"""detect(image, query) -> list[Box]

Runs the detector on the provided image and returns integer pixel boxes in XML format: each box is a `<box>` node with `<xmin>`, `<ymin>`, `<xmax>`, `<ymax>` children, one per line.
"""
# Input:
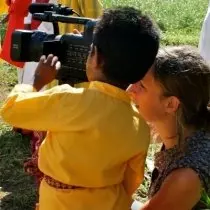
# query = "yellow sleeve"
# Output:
<box><xmin>123</xmin><ymin>152</ymin><xmax>147</xmax><ymax>200</ymax></box>
<box><xmin>122</xmin><ymin>114</ymin><xmax>150</xmax><ymax>202</ymax></box>
<box><xmin>0</xmin><ymin>84</ymin><xmax>83</xmax><ymax>132</ymax></box>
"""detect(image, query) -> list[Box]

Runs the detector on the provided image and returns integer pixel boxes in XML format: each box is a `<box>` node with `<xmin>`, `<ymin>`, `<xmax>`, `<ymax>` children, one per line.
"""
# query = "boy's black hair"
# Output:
<box><xmin>93</xmin><ymin>7</ymin><xmax>160</xmax><ymax>88</ymax></box>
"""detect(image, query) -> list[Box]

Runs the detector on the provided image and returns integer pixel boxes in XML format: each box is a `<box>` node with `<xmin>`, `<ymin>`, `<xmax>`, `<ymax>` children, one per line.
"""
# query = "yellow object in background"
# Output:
<box><xmin>58</xmin><ymin>0</ymin><xmax>103</xmax><ymax>33</ymax></box>
<box><xmin>0</xmin><ymin>1</ymin><xmax>8</xmax><ymax>62</ymax></box>
<box><xmin>0</xmin><ymin>2</ymin><xmax>8</xmax><ymax>15</ymax></box>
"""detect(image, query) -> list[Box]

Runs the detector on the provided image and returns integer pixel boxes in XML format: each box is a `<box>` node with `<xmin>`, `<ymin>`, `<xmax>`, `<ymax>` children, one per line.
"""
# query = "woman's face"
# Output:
<box><xmin>127</xmin><ymin>68</ymin><xmax>177</xmax><ymax>123</ymax></box>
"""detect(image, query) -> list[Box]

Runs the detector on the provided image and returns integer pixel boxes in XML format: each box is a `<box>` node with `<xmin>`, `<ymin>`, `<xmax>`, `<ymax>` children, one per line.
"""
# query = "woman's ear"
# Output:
<box><xmin>165</xmin><ymin>96</ymin><xmax>180</xmax><ymax>114</ymax></box>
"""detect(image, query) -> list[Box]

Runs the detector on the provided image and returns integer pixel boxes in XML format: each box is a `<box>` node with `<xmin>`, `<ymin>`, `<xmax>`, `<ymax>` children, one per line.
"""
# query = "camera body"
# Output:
<box><xmin>11</xmin><ymin>10</ymin><xmax>97</xmax><ymax>85</ymax></box>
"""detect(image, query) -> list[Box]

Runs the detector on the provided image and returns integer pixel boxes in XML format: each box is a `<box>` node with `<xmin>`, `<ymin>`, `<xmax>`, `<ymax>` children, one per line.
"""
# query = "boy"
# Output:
<box><xmin>23</xmin><ymin>0</ymin><xmax>103</xmax><ymax>190</ymax></box>
<box><xmin>1</xmin><ymin>7</ymin><xmax>159</xmax><ymax>210</ymax></box>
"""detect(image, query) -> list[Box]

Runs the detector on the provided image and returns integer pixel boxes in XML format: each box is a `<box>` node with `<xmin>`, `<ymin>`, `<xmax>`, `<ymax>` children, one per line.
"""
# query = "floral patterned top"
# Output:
<box><xmin>148</xmin><ymin>130</ymin><xmax>210</xmax><ymax>209</ymax></box>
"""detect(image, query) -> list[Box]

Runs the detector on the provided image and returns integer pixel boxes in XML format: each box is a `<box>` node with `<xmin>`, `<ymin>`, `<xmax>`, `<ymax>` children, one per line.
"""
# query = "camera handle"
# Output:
<box><xmin>33</xmin><ymin>11</ymin><xmax>59</xmax><ymax>35</ymax></box>
<box><xmin>33</xmin><ymin>12</ymin><xmax>95</xmax><ymax>36</ymax></box>
<box><xmin>33</xmin><ymin>12</ymin><xmax>96</xmax><ymax>39</ymax></box>
<box><xmin>33</xmin><ymin>12</ymin><xmax>93</xmax><ymax>23</ymax></box>
<box><xmin>53</xmin><ymin>22</ymin><xmax>59</xmax><ymax>35</ymax></box>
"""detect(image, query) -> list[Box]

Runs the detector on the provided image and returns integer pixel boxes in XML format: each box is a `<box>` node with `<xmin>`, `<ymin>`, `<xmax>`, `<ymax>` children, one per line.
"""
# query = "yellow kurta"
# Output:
<box><xmin>58</xmin><ymin>0</ymin><xmax>103</xmax><ymax>33</ymax></box>
<box><xmin>1</xmin><ymin>81</ymin><xmax>150</xmax><ymax>210</ymax></box>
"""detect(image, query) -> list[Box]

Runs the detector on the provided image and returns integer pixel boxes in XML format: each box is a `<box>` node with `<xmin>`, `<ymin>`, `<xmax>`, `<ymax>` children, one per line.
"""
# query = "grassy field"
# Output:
<box><xmin>104</xmin><ymin>0</ymin><xmax>209</xmax><ymax>45</ymax></box>
<box><xmin>0</xmin><ymin>0</ymin><xmax>210</xmax><ymax>209</ymax></box>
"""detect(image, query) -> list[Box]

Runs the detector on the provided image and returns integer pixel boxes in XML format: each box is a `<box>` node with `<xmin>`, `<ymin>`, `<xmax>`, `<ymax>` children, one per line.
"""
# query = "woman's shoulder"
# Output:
<box><xmin>181</xmin><ymin>130</ymin><xmax>210</xmax><ymax>167</ymax></box>
<box><xmin>169</xmin><ymin>130</ymin><xmax>210</xmax><ymax>194</ymax></box>
<box><xmin>150</xmin><ymin>132</ymin><xmax>210</xmax><ymax>208</ymax></box>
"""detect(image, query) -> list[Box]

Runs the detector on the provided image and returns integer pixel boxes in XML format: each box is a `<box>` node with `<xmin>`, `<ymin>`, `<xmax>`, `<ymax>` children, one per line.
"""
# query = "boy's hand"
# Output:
<box><xmin>72</xmin><ymin>29</ymin><xmax>81</xmax><ymax>35</ymax></box>
<box><xmin>33</xmin><ymin>54</ymin><xmax>61</xmax><ymax>91</ymax></box>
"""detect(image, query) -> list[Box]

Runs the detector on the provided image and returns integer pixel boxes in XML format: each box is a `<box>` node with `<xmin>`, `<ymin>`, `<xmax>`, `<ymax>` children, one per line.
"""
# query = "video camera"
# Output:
<box><xmin>11</xmin><ymin>3</ymin><xmax>97</xmax><ymax>85</ymax></box>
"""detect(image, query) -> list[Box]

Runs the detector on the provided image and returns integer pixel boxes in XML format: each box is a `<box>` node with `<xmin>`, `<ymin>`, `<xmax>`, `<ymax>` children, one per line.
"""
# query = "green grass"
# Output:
<box><xmin>0</xmin><ymin>0</ymin><xmax>210</xmax><ymax>209</ymax></box>
<box><xmin>0</xmin><ymin>123</ymin><xmax>37</xmax><ymax>210</ymax></box>
<box><xmin>0</xmin><ymin>64</ymin><xmax>37</xmax><ymax>209</ymax></box>
<box><xmin>0</xmin><ymin>63</ymin><xmax>18</xmax><ymax>106</ymax></box>
<box><xmin>103</xmin><ymin>0</ymin><xmax>209</xmax><ymax>45</ymax></box>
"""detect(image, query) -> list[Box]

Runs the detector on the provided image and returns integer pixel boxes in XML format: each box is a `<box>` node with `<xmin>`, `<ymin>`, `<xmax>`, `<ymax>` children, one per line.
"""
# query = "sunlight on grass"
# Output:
<box><xmin>0</xmin><ymin>187</ymin><xmax>11</xmax><ymax>200</ymax></box>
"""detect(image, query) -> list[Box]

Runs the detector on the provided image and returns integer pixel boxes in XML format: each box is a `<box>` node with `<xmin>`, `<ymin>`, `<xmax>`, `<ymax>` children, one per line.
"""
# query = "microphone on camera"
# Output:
<box><xmin>29</xmin><ymin>3</ymin><xmax>74</xmax><ymax>16</ymax></box>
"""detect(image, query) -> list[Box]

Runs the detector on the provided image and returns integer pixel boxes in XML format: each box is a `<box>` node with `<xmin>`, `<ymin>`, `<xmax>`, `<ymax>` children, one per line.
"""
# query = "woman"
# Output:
<box><xmin>129</xmin><ymin>46</ymin><xmax>210</xmax><ymax>210</ymax></box>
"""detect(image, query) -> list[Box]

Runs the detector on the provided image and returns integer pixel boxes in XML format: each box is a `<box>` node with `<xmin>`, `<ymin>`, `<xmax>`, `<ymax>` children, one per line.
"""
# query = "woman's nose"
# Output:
<box><xmin>127</xmin><ymin>84</ymin><xmax>137</xmax><ymax>93</ymax></box>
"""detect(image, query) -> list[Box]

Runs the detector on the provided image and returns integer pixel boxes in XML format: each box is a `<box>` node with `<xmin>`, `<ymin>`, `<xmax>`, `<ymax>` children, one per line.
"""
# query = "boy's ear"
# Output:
<box><xmin>94</xmin><ymin>46</ymin><xmax>104</xmax><ymax>68</ymax></box>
